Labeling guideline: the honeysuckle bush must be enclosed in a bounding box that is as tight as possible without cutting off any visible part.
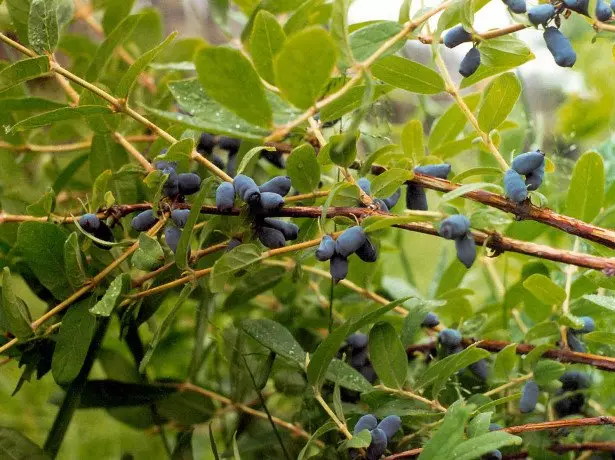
[2,0,615,459]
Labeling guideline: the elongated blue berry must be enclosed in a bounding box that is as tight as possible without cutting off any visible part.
[131,210,158,232]
[564,0,589,13]
[216,182,235,212]
[469,359,489,381]
[170,209,190,228]
[439,215,470,240]
[544,27,576,67]
[259,176,292,196]
[367,428,388,460]
[596,0,612,20]
[330,253,349,283]
[233,175,260,204]
[377,415,401,441]
[178,173,201,196]
[336,226,367,257]
[455,233,476,268]
[350,348,369,368]
[383,188,401,209]
[439,328,462,347]
[347,333,369,349]
[560,371,590,390]
[421,312,439,328]
[197,132,215,155]
[79,213,100,233]
[258,192,285,212]
[459,48,481,78]
[406,184,428,210]
[444,25,472,49]
[519,380,539,413]
[316,235,336,261]
[504,169,528,203]
[566,330,586,352]
[162,167,179,197]
[503,0,526,13]
[374,199,389,212]
[218,136,241,154]
[154,160,177,171]
[256,226,286,249]
[575,316,595,334]
[611,0,615,12]
[511,151,545,175]
[356,237,378,263]
[261,150,286,169]
[354,414,378,433]
[528,4,556,25]
[525,164,545,191]
[165,226,182,253]
[262,218,299,240]
[358,177,372,195]
[414,163,451,179]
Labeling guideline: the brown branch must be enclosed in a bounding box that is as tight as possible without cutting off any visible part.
[416,23,528,44]
[384,417,615,459]
[407,339,615,372]
[549,441,615,453]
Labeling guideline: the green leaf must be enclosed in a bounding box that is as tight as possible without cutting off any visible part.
[320,83,392,123]
[418,401,471,460]
[0,427,49,460]
[331,0,353,69]
[16,222,72,299]
[477,73,521,133]
[28,0,59,54]
[349,21,404,61]
[415,344,491,397]
[0,56,49,93]
[401,119,424,163]
[286,143,320,193]
[195,46,272,128]
[326,133,357,167]
[368,322,407,389]
[84,13,144,82]
[26,186,55,217]
[344,430,371,449]
[307,297,411,389]
[297,422,336,460]
[274,26,337,109]
[175,183,208,270]
[241,318,307,365]
[451,167,502,183]
[429,94,480,150]
[139,284,195,373]
[372,55,445,95]
[5,0,33,45]
[522,274,566,306]
[89,274,130,317]
[320,181,353,226]
[583,294,615,313]
[223,266,286,309]
[0,97,66,111]
[492,343,517,382]
[102,0,137,34]
[132,233,165,272]
[156,138,193,172]
[116,32,177,99]
[10,106,113,132]
[566,151,604,223]
[236,146,273,176]
[52,297,98,384]
[249,11,286,84]
[533,360,565,385]
[440,182,502,203]
[91,169,112,212]
[467,412,492,438]
[64,232,87,289]
[1,267,33,340]
[209,244,262,293]
[524,344,551,368]
[449,431,522,460]
[370,168,413,198]
[584,331,615,345]
[325,359,372,392]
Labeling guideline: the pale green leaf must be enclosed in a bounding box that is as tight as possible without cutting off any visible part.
[286,143,320,193]
[89,274,130,316]
[566,151,604,223]
[368,322,407,389]
[249,10,286,84]
[372,55,445,95]
[0,56,49,93]
[477,73,521,133]
[523,274,566,306]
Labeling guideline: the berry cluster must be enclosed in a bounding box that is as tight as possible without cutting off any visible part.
[406,164,451,211]
[438,215,476,268]
[338,333,377,385]
[352,414,401,460]
[78,213,115,248]
[216,175,298,249]
[503,151,545,203]
[565,316,595,352]
[357,177,401,212]
[438,328,490,380]
[316,226,377,283]
[554,371,590,417]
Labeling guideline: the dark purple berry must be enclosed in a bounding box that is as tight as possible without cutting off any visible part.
[511,151,545,175]
[154,160,177,171]
[560,371,590,391]
[197,132,216,155]
[218,136,241,154]
[356,237,378,263]
[261,150,286,169]
[330,253,349,283]
[503,0,526,13]
[170,209,190,228]
[256,226,286,249]
[406,184,428,210]
[79,213,100,233]
[262,218,299,240]
[178,173,201,196]
[469,359,490,381]
[259,176,292,197]
[444,25,472,48]
[131,210,158,232]
[438,215,470,240]
[574,316,595,334]
[374,199,389,212]
[165,226,182,253]
[459,47,481,78]
[596,0,612,21]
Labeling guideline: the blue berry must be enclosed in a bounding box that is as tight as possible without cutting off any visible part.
[330,253,349,283]
[528,4,556,26]
[439,328,462,347]
[178,173,201,196]
[455,233,476,268]
[574,316,595,334]
[216,182,236,212]
[218,136,241,154]
[421,312,439,328]
[316,235,336,261]
[257,192,285,212]
[503,0,526,13]
[170,209,191,228]
[335,226,367,258]
[233,175,260,204]
[511,151,545,175]
[504,169,528,203]
[459,47,481,78]
[469,359,490,381]
[226,238,242,251]
[566,330,586,353]
[489,423,502,431]
[347,333,369,349]
[377,415,401,441]
[354,414,377,433]
[162,167,179,197]
[560,371,590,391]
[525,164,545,191]
[154,160,177,171]
[482,450,502,460]
[444,25,472,49]
[259,176,292,197]
[131,210,159,232]
[262,218,299,241]
[358,177,372,195]
[356,237,378,263]
[256,226,286,249]
[406,184,428,210]
[366,428,387,460]
[374,199,389,212]
[438,215,470,240]
[79,213,100,233]
[519,380,539,413]
[164,226,182,253]
[596,0,612,21]
[383,188,401,209]
[197,132,215,154]
[544,27,576,68]
[414,163,451,179]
